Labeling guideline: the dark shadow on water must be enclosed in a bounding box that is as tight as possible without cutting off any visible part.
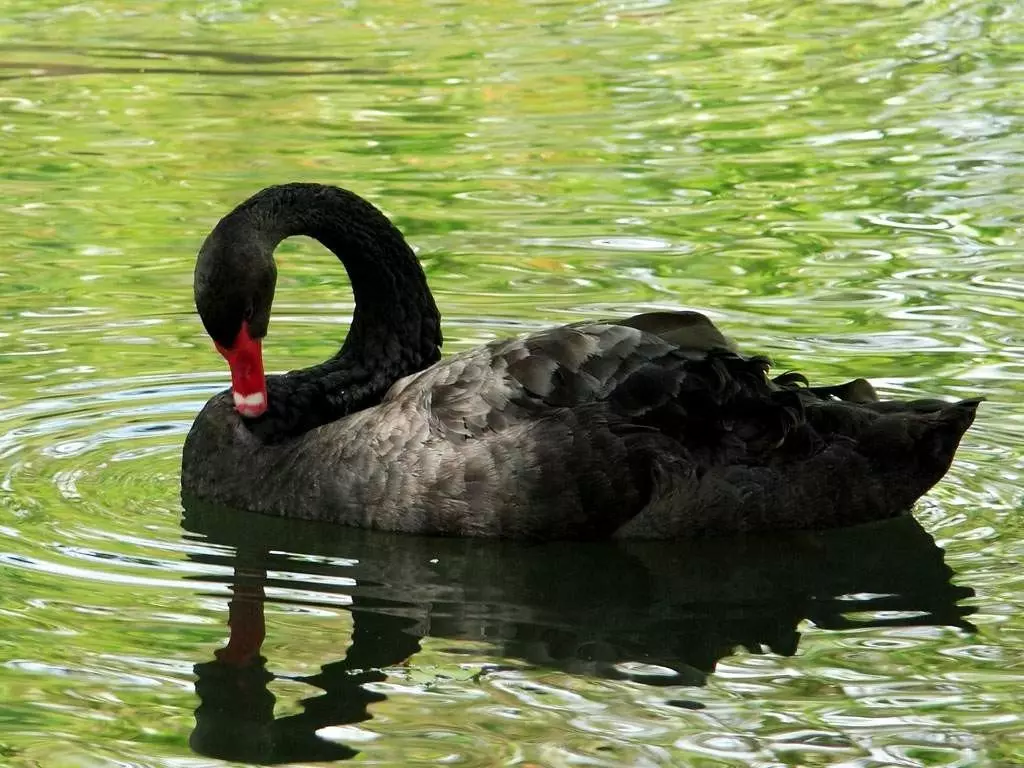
[180,497,976,764]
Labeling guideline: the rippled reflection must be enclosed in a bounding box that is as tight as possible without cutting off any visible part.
[181,500,974,763]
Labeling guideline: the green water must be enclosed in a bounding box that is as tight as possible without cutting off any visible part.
[1,0,1022,765]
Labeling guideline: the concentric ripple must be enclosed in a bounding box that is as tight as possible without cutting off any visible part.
[0,372,214,589]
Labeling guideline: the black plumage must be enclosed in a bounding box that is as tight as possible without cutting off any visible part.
[181,183,980,539]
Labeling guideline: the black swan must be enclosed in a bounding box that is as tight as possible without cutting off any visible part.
[181,183,980,538]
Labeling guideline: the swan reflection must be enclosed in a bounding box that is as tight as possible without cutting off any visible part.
[181,499,974,764]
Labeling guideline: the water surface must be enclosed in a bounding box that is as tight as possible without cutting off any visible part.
[1,0,1022,765]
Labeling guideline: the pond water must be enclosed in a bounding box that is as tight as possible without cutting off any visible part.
[1,0,1022,765]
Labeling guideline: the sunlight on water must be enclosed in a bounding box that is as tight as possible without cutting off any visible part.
[0,0,1022,765]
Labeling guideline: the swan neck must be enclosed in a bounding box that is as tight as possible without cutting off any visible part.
[241,183,442,372]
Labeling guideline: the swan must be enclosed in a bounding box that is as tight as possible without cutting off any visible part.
[181,183,980,538]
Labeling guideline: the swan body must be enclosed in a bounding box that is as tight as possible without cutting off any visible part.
[181,183,979,539]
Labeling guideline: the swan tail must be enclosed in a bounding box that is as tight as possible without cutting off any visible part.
[621,397,981,538]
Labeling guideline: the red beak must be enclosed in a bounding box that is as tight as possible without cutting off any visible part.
[214,321,268,418]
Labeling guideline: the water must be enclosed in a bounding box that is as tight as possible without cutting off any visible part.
[0,0,1021,765]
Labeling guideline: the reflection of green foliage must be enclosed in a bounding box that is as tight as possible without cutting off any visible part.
[0,0,1021,765]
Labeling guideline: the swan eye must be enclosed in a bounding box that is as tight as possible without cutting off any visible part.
[243,303,254,322]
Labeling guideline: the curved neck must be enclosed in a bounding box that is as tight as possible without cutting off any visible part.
[230,183,442,439]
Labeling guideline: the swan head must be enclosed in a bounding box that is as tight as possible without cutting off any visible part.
[194,218,278,419]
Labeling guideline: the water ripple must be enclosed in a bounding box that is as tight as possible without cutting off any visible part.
[0,0,1021,764]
